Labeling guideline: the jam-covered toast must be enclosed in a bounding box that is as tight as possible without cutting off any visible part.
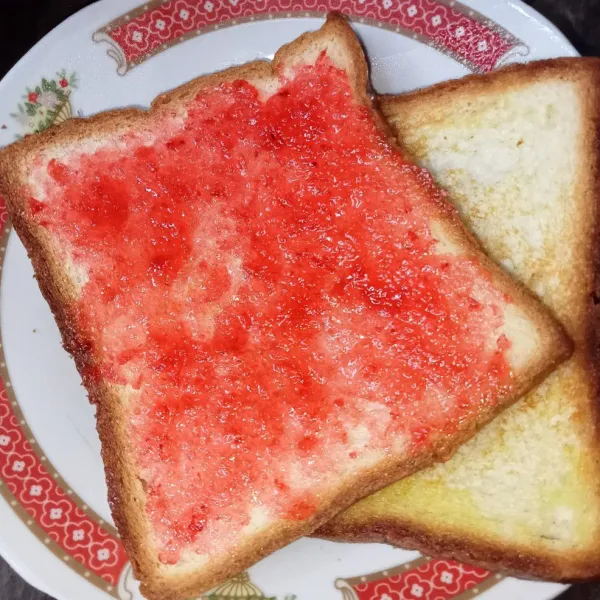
[318,59,600,581]
[0,16,570,600]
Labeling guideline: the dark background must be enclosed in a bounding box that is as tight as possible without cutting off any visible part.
[1,0,599,599]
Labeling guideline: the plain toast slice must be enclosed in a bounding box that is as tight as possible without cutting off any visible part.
[318,58,600,581]
[0,18,570,599]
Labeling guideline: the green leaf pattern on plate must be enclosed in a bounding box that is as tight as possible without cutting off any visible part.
[10,70,77,137]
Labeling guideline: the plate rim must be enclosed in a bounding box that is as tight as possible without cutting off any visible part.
[0,1,577,599]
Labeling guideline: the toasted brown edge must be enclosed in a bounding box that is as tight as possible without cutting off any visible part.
[0,20,572,600]
[317,57,600,582]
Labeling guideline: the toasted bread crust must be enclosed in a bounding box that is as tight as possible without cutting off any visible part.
[318,58,600,581]
[0,20,572,599]
[318,516,600,582]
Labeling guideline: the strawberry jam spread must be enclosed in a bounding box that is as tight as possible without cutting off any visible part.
[30,54,512,562]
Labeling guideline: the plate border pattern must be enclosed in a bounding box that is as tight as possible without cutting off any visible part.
[336,557,504,599]
[91,0,529,76]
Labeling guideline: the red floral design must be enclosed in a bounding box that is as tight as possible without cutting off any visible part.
[20,473,54,506]
[1,449,36,482]
[89,538,121,571]
[0,429,17,456]
[39,498,72,529]
[352,558,493,599]
[430,560,463,595]
[148,11,175,40]
[59,78,69,88]
[127,23,151,51]
[173,0,199,29]
[64,520,95,551]
[27,92,38,103]
[94,0,525,75]
[400,573,434,599]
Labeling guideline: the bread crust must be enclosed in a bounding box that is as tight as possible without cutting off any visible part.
[0,20,572,599]
[317,58,600,582]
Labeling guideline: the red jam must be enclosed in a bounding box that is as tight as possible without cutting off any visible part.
[30,54,512,562]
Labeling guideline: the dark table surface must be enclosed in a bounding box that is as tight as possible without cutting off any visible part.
[1,0,600,598]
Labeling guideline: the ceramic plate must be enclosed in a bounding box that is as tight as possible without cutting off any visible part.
[0,1,578,599]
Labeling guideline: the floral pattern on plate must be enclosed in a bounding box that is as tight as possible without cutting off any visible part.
[11,71,77,137]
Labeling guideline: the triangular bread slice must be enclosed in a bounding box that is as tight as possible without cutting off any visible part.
[0,17,570,600]
[318,58,600,581]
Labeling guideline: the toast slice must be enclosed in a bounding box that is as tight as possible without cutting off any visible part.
[318,58,600,581]
[0,17,570,599]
